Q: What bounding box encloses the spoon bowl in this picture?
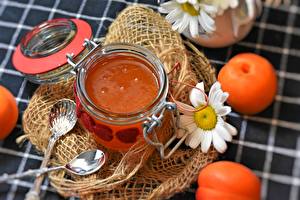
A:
[65,149,106,176]
[49,99,77,138]
[0,149,106,183]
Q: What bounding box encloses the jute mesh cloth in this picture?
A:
[22,6,218,199]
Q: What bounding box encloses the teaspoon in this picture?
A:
[25,99,77,200]
[0,149,105,183]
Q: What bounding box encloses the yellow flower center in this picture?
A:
[194,105,217,130]
[180,3,199,16]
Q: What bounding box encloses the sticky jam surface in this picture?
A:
[85,53,159,113]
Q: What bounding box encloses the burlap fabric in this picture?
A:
[22,6,218,199]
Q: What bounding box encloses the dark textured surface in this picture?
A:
[0,1,300,200]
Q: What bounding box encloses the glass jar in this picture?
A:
[13,18,178,159]
[74,43,175,151]
[12,18,92,84]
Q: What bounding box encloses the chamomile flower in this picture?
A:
[177,82,237,153]
[176,0,198,4]
[159,0,218,36]
[205,0,239,14]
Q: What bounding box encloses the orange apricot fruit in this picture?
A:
[196,161,261,200]
[218,53,277,115]
[0,85,18,139]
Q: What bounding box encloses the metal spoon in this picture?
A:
[25,99,77,200]
[0,149,106,183]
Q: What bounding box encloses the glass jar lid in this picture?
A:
[12,18,92,75]
[20,18,76,58]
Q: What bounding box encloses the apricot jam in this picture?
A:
[85,54,159,114]
[75,44,168,151]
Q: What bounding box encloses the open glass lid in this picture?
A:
[12,18,92,84]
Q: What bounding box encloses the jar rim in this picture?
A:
[76,43,168,125]
[12,18,92,75]
[20,18,76,58]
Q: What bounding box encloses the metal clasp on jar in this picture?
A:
[143,101,186,159]
[66,38,104,74]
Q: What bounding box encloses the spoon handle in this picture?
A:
[0,166,64,183]
[25,138,56,200]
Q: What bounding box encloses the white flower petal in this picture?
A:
[211,0,238,14]
[212,103,222,113]
[209,90,222,105]
[212,131,227,153]
[172,17,184,32]
[198,11,216,33]
[220,92,229,104]
[158,7,169,14]
[197,82,205,90]
[220,2,228,10]
[224,122,238,136]
[177,0,188,3]
[189,16,199,37]
[177,13,190,33]
[189,0,198,4]
[185,128,198,146]
[197,14,206,32]
[201,132,212,153]
[176,101,195,116]
[159,1,179,13]
[212,90,228,105]
[215,106,231,116]
[179,114,198,134]
[186,128,204,149]
[185,122,198,133]
[179,115,194,127]
[166,8,183,23]
[193,3,200,10]
[216,124,232,142]
[162,1,179,10]
[230,0,239,8]
[217,116,225,127]
[190,82,206,108]
[185,133,193,146]
[208,81,221,101]
[202,4,218,16]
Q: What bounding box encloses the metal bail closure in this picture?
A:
[143,101,184,159]
[66,38,104,74]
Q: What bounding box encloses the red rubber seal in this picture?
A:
[12,18,92,75]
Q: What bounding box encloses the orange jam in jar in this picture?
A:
[85,54,159,114]
[75,44,168,151]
